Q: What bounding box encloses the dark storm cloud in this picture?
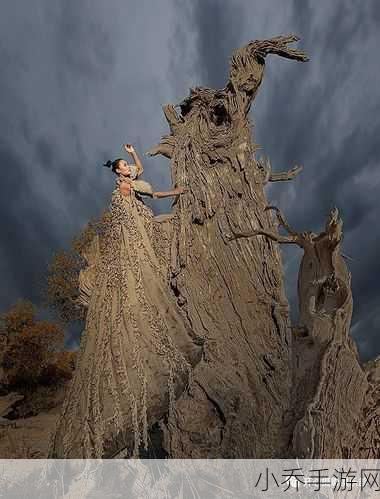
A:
[1,1,379,359]
[0,0,183,348]
[169,0,380,361]
[0,1,115,314]
[188,0,243,88]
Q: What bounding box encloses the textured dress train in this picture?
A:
[47,175,203,458]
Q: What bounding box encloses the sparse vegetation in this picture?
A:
[0,299,76,390]
[44,210,111,323]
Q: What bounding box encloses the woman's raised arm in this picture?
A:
[124,143,144,176]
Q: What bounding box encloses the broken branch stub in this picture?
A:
[146,34,378,459]
[145,35,309,458]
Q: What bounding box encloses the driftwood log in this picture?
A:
[146,35,379,458]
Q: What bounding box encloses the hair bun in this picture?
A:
[103,160,113,168]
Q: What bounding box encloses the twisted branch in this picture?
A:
[227,227,299,244]
[248,35,309,62]
[145,135,176,159]
[228,35,308,115]
[227,205,303,245]
[269,165,303,183]
[265,206,298,236]
[163,104,183,132]
[258,157,303,183]
[227,207,347,264]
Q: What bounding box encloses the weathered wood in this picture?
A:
[229,205,380,457]
[147,35,307,458]
[146,135,175,159]
[148,35,379,458]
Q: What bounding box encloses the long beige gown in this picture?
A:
[47,174,203,458]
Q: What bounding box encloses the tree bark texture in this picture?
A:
[147,35,379,458]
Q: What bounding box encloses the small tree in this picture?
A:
[39,350,77,385]
[0,299,76,388]
[44,210,111,323]
[0,299,35,343]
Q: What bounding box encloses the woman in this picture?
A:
[47,144,203,459]
[105,143,185,200]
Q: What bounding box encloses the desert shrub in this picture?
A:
[39,350,77,385]
[44,210,110,323]
[0,300,76,389]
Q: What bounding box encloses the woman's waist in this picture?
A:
[111,189,153,219]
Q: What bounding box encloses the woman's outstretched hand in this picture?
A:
[124,143,135,154]
[174,186,188,195]
[152,186,188,199]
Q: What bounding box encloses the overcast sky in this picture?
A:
[1,0,379,361]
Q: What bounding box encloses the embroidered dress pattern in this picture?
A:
[47,175,203,458]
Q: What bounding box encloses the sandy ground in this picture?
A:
[0,393,60,458]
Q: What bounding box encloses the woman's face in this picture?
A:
[116,160,131,176]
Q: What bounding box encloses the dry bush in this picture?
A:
[0,300,76,389]
[0,300,35,343]
[44,210,110,323]
[39,350,77,385]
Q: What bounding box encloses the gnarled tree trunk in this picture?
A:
[147,35,379,458]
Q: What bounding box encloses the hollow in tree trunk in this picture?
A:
[147,35,379,458]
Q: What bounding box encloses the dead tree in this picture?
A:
[149,35,305,458]
[231,206,379,457]
[148,35,379,458]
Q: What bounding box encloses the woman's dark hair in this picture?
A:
[103,158,124,174]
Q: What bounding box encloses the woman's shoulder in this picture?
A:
[131,179,154,196]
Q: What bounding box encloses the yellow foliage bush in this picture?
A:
[0,300,76,388]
